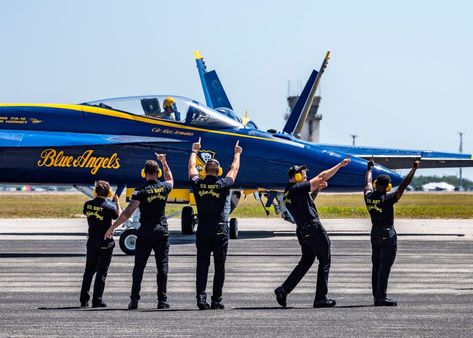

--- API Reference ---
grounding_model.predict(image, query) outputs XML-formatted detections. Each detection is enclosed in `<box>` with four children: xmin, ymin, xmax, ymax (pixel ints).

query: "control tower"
<box><xmin>285</xmin><ymin>95</ymin><xmax>323</xmax><ymax>143</ymax></box>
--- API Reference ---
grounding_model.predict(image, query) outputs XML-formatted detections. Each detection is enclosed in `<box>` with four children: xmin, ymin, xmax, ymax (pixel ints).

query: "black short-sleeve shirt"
<box><xmin>132</xmin><ymin>180</ymin><xmax>172</xmax><ymax>226</ymax></box>
<box><xmin>284</xmin><ymin>181</ymin><xmax>319</xmax><ymax>226</ymax></box>
<box><xmin>83</xmin><ymin>197</ymin><xmax>118</xmax><ymax>240</ymax></box>
<box><xmin>190</xmin><ymin>175</ymin><xmax>233</xmax><ymax>225</ymax></box>
<box><xmin>364</xmin><ymin>190</ymin><xmax>398</xmax><ymax>227</ymax></box>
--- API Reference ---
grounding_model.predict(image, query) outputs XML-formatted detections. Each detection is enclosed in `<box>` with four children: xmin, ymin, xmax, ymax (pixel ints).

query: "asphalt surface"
<box><xmin>0</xmin><ymin>218</ymin><xmax>472</xmax><ymax>337</ymax></box>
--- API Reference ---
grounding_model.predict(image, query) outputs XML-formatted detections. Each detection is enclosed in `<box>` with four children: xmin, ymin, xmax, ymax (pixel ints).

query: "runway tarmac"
<box><xmin>0</xmin><ymin>218</ymin><xmax>472</xmax><ymax>337</ymax></box>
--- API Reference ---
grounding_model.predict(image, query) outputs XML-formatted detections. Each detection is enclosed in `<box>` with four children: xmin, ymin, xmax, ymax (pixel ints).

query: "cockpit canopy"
<box><xmin>81</xmin><ymin>95</ymin><xmax>244</xmax><ymax>129</ymax></box>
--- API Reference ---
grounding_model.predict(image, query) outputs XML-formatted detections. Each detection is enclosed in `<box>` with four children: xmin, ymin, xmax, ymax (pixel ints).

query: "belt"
<box><xmin>297</xmin><ymin>219</ymin><xmax>321</xmax><ymax>230</ymax></box>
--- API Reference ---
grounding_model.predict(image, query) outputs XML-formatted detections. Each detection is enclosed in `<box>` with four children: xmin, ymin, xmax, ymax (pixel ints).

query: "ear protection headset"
<box><xmin>141</xmin><ymin>167</ymin><xmax>162</xmax><ymax>179</ymax></box>
<box><xmin>373</xmin><ymin>180</ymin><xmax>392</xmax><ymax>192</ymax></box>
<box><xmin>294</xmin><ymin>172</ymin><xmax>303</xmax><ymax>182</ymax></box>
<box><xmin>93</xmin><ymin>184</ymin><xmax>113</xmax><ymax>198</ymax></box>
<box><xmin>203</xmin><ymin>159</ymin><xmax>223</xmax><ymax>176</ymax></box>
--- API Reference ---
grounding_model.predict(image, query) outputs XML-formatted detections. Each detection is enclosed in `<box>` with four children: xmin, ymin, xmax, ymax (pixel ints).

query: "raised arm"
<box><xmin>316</xmin><ymin>157</ymin><xmax>351</xmax><ymax>181</ymax></box>
<box><xmin>156</xmin><ymin>153</ymin><xmax>173</xmax><ymax>188</ymax></box>
<box><xmin>364</xmin><ymin>159</ymin><xmax>374</xmax><ymax>192</ymax></box>
<box><xmin>310</xmin><ymin>180</ymin><xmax>328</xmax><ymax>199</ymax></box>
<box><xmin>188</xmin><ymin>137</ymin><xmax>201</xmax><ymax>178</ymax></box>
<box><xmin>395</xmin><ymin>160</ymin><xmax>420</xmax><ymax>200</ymax></box>
<box><xmin>104</xmin><ymin>200</ymin><xmax>140</xmax><ymax>239</ymax></box>
<box><xmin>113</xmin><ymin>193</ymin><xmax>122</xmax><ymax>217</ymax></box>
<box><xmin>226</xmin><ymin>141</ymin><xmax>243</xmax><ymax>182</ymax></box>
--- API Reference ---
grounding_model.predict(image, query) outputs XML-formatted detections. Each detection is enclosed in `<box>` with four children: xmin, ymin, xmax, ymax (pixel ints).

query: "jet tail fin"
<box><xmin>283</xmin><ymin>51</ymin><xmax>330</xmax><ymax>136</ymax></box>
<box><xmin>194</xmin><ymin>50</ymin><xmax>233</xmax><ymax>110</ymax></box>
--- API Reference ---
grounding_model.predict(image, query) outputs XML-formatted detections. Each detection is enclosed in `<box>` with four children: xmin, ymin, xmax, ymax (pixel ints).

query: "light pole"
<box><xmin>350</xmin><ymin>134</ymin><xmax>358</xmax><ymax>146</ymax></box>
<box><xmin>459</xmin><ymin>132</ymin><xmax>464</xmax><ymax>190</ymax></box>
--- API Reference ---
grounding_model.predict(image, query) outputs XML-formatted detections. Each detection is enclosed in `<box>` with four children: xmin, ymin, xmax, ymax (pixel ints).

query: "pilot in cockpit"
<box><xmin>161</xmin><ymin>97</ymin><xmax>179</xmax><ymax>121</ymax></box>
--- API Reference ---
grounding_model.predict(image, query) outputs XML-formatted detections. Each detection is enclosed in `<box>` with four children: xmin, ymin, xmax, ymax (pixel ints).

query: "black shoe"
<box><xmin>197</xmin><ymin>294</ymin><xmax>210</xmax><ymax>310</ymax></box>
<box><xmin>128</xmin><ymin>299</ymin><xmax>139</xmax><ymax>310</ymax></box>
<box><xmin>80</xmin><ymin>301</ymin><xmax>89</xmax><ymax>308</ymax></box>
<box><xmin>374</xmin><ymin>298</ymin><xmax>397</xmax><ymax>306</ymax></box>
<box><xmin>314</xmin><ymin>298</ymin><xmax>336</xmax><ymax>308</ymax></box>
<box><xmin>157</xmin><ymin>300</ymin><xmax>170</xmax><ymax>309</ymax></box>
<box><xmin>92</xmin><ymin>300</ymin><xmax>107</xmax><ymax>308</ymax></box>
<box><xmin>211</xmin><ymin>300</ymin><xmax>225</xmax><ymax>309</ymax></box>
<box><xmin>274</xmin><ymin>286</ymin><xmax>287</xmax><ymax>308</ymax></box>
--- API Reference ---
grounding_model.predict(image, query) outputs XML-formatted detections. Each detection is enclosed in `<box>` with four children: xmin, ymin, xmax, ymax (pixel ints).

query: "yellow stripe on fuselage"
<box><xmin>0</xmin><ymin>103</ymin><xmax>284</xmax><ymax>143</ymax></box>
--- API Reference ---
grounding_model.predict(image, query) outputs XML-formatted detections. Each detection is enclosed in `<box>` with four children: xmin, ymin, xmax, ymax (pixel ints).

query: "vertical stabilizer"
<box><xmin>283</xmin><ymin>51</ymin><xmax>330</xmax><ymax>136</ymax></box>
<box><xmin>194</xmin><ymin>50</ymin><xmax>233</xmax><ymax>110</ymax></box>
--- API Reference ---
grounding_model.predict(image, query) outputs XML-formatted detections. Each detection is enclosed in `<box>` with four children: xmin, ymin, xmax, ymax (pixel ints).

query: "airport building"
<box><xmin>285</xmin><ymin>95</ymin><xmax>322</xmax><ymax>142</ymax></box>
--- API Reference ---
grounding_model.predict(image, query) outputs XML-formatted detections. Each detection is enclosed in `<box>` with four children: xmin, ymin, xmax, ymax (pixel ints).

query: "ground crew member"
<box><xmin>365</xmin><ymin>159</ymin><xmax>420</xmax><ymax>306</ymax></box>
<box><xmin>105</xmin><ymin>153</ymin><xmax>173</xmax><ymax>310</ymax></box>
<box><xmin>80</xmin><ymin>180</ymin><xmax>121</xmax><ymax>308</ymax></box>
<box><xmin>188</xmin><ymin>137</ymin><xmax>242</xmax><ymax>310</ymax></box>
<box><xmin>274</xmin><ymin>158</ymin><xmax>351</xmax><ymax>308</ymax></box>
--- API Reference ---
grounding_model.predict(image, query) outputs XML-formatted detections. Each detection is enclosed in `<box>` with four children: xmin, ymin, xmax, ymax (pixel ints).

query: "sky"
<box><xmin>0</xmin><ymin>0</ymin><xmax>472</xmax><ymax>179</ymax></box>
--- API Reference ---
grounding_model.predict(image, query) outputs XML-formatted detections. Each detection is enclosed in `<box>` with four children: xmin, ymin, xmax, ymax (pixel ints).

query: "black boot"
<box><xmin>211</xmin><ymin>297</ymin><xmax>225</xmax><ymax>310</ymax></box>
<box><xmin>158</xmin><ymin>300</ymin><xmax>170</xmax><ymax>309</ymax></box>
<box><xmin>128</xmin><ymin>299</ymin><xmax>139</xmax><ymax>310</ymax></box>
<box><xmin>313</xmin><ymin>298</ymin><xmax>336</xmax><ymax>308</ymax></box>
<box><xmin>92</xmin><ymin>300</ymin><xmax>107</xmax><ymax>308</ymax></box>
<box><xmin>374</xmin><ymin>298</ymin><xmax>397</xmax><ymax>306</ymax></box>
<box><xmin>274</xmin><ymin>286</ymin><xmax>287</xmax><ymax>308</ymax></box>
<box><xmin>196</xmin><ymin>293</ymin><xmax>210</xmax><ymax>310</ymax></box>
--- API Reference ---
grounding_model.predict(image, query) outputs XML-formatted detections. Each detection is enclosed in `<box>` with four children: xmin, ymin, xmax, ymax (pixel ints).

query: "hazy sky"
<box><xmin>1</xmin><ymin>0</ymin><xmax>472</xmax><ymax>179</ymax></box>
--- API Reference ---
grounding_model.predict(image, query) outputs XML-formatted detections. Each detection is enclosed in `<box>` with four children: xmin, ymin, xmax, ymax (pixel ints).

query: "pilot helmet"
<box><xmin>163</xmin><ymin>97</ymin><xmax>177</xmax><ymax>112</ymax></box>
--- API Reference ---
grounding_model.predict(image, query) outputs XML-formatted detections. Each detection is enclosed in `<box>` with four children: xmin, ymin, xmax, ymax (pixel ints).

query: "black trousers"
<box><xmin>130</xmin><ymin>226</ymin><xmax>170</xmax><ymax>302</ymax></box>
<box><xmin>371</xmin><ymin>227</ymin><xmax>397</xmax><ymax>300</ymax></box>
<box><xmin>80</xmin><ymin>238</ymin><xmax>114</xmax><ymax>303</ymax></box>
<box><xmin>282</xmin><ymin>222</ymin><xmax>331</xmax><ymax>301</ymax></box>
<box><xmin>196</xmin><ymin>226</ymin><xmax>229</xmax><ymax>301</ymax></box>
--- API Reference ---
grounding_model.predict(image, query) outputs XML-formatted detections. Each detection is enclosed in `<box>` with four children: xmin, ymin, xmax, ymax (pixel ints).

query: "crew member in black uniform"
<box><xmin>364</xmin><ymin>159</ymin><xmax>420</xmax><ymax>306</ymax></box>
<box><xmin>105</xmin><ymin>153</ymin><xmax>173</xmax><ymax>310</ymax></box>
<box><xmin>274</xmin><ymin>157</ymin><xmax>351</xmax><ymax>308</ymax></box>
<box><xmin>188</xmin><ymin>137</ymin><xmax>242</xmax><ymax>310</ymax></box>
<box><xmin>80</xmin><ymin>180</ymin><xmax>121</xmax><ymax>308</ymax></box>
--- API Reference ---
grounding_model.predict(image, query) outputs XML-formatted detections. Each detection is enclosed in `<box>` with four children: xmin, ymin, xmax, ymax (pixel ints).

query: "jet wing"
<box><xmin>321</xmin><ymin>144</ymin><xmax>473</xmax><ymax>169</ymax></box>
<box><xmin>0</xmin><ymin>130</ymin><xmax>183</xmax><ymax>147</ymax></box>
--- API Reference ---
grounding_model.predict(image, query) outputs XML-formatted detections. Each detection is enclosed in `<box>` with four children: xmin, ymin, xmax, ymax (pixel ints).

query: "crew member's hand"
<box><xmin>340</xmin><ymin>156</ymin><xmax>351</xmax><ymax>167</ymax></box>
<box><xmin>104</xmin><ymin>228</ymin><xmax>113</xmax><ymax>240</ymax></box>
<box><xmin>112</xmin><ymin>194</ymin><xmax>119</xmax><ymax>203</ymax></box>
<box><xmin>367</xmin><ymin>158</ymin><xmax>375</xmax><ymax>170</ymax></box>
<box><xmin>234</xmin><ymin>140</ymin><xmax>242</xmax><ymax>154</ymax></box>
<box><xmin>413</xmin><ymin>160</ymin><xmax>421</xmax><ymax>169</ymax></box>
<box><xmin>155</xmin><ymin>153</ymin><xmax>166</xmax><ymax>163</ymax></box>
<box><xmin>192</xmin><ymin>137</ymin><xmax>201</xmax><ymax>152</ymax></box>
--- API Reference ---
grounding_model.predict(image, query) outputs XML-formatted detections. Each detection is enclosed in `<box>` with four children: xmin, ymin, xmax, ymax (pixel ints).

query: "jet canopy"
<box><xmin>81</xmin><ymin>95</ymin><xmax>244</xmax><ymax>129</ymax></box>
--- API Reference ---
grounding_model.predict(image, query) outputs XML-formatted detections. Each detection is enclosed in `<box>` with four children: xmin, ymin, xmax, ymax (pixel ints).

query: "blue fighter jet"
<box><xmin>0</xmin><ymin>51</ymin><xmax>471</xmax><ymax>254</ymax></box>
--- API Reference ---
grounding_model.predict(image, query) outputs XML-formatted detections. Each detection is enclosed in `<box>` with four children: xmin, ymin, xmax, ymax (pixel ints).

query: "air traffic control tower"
<box><xmin>285</xmin><ymin>95</ymin><xmax>323</xmax><ymax>142</ymax></box>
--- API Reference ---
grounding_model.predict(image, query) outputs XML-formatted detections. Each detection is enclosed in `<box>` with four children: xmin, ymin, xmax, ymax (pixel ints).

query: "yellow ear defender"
<box><xmin>141</xmin><ymin>168</ymin><xmax>162</xmax><ymax>178</ymax></box>
<box><xmin>294</xmin><ymin>172</ymin><xmax>303</xmax><ymax>182</ymax></box>
<box><xmin>373</xmin><ymin>180</ymin><xmax>392</xmax><ymax>192</ymax></box>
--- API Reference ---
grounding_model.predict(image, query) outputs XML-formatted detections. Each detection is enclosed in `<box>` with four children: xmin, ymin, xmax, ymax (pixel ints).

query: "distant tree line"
<box><xmin>411</xmin><ymin>175</ymin><xmax>473</xmax><ymax>190</ymax></box>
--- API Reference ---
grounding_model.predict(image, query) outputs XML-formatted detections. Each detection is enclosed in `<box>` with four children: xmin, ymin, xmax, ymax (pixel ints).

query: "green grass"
<box><xmin>0</xmin><ymin>192</ymin><xmax>472</xmax><ymax>219</ymax></box>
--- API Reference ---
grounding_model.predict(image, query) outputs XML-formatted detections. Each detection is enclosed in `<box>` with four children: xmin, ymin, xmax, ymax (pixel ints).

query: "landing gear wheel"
<box><xmin>229</xmin><ymin>218</ymin><xmax>238</xmax><ymax>239</ymax></box>
<box><xmin>119</xmin><ymin>228</ymin><xmax>138</xmax><ymax>255</ymax></box>
<box><xmin>181</xmin><ymin>206</ymin><xmax>196</xmax><ymax>234</ymax></box>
